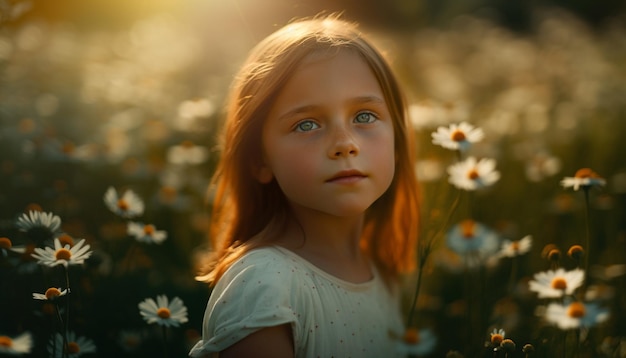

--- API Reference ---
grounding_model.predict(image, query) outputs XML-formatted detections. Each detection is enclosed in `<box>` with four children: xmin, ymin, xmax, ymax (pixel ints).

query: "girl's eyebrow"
<box><xmin>276</xmin><ymin>95</ymin><xmax>386</xmax><ymax>122</ymax></box>
<box><xmin>350</xmin><ymin>95</ymin><xmax>386</xmax><ymax>106</ymax></box>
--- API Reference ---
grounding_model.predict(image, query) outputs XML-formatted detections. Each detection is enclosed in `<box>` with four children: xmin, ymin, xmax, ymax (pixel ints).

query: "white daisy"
<box><xmin>490</xmin><ymin>328</ymin><xmax>506</xmax><ymax>345</ymax></box>
<box><xmin>446</xmin><ymin>219</ymin><xmax>500</xmax><ymax>254</ymax></box>
<box><xmin>32</xmin><ymin>287</ymin><xmax>69</xmax><ymax>301</ymax></box>
<box><xmin>446</xmin><ymin>219</ymin><xmax>500</xmax><ymax>267</ymax></box>
<box><xmin>138</xmin><ymin>295</ymin><xmax>188</xmax><ymax>327</ymax></box>
<box><xmin>127</xmin><ymin>222</ymin><xmax>167</xmax><ymax>244</ymax></box>
<box><xmin>0</xmin><ymin>237</ymin><xmax>27</xmax><ymax>257</ymax></box>
<box><xmin>525</xmin><ymin>152</ymin><xmax>562</xmax><ymax>182</ymax></box>
<box><xmin>103</xmin><ymin>186</ymin><xmax>144</xmax><ymax>218</ymax></box>
<box><xmin>431</xmin><ymin>121</ymin><xmax>484</xmax><ymax>152</ymax></box>
<box><xmin>0</xmin><ymin>331</ymin><xmax>33</xmax><ymax>354</ymax></box>
<box><xmin>545</xmin><ymin>300</ymin><xmax>609</xmax><ymax>330</ymax></box>
<box><xmin>166</xmin><ymin>141</ymin><xmax>209</xmax><ymax>165</ymax></box>
<box><xmin>528</xmin><ymin>268</ymin><xmax>585</xmax><ymax>298</ymax></box>
<box><xmin>175</xmin><ymin>99</ymin><xmax>215</xmax><ymax>131</ymax></box>
<box><xmin>31</xmin><ymin>237</ymin><xmax>92</xmax><ymax>268</ymax></box>
<box><xmin>396</xmin><ymin>328</ymin><xmax>437</xmax><ymax>356</ymax></box>
<box><xmin>15</xmin><ymin>210</ymin><xmax>62</xmax><ymax>237</ymax></box>
<box><xmin>498</xmin><ymin>235</ymin><xmax>532</xmax><ymax>258</ymax></box>
<box><xmin>448</xmin><ymin>156</ymin><xmax>500</xmax><ymax>191</ymax></box>
<box><xmin>415</xmin><ymin>158</ymin><xmax>445</xmax><ymax>182</ymax></box>
<box><xmin>561</xmin><ymin>168</ymin><xmax>606</xmax><ymax>191</ymax></box>
<box><xmin>48</xmin><ymin>331</ymin><xmax>97</xmax><ymax>358</ymax></box>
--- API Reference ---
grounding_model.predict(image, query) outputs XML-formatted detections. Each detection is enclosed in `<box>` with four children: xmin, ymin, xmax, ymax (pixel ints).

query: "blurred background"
<box><xmin>1</xmin><ymin>0</ymin><xmax>625</xmax><ymax>356</ymax></box>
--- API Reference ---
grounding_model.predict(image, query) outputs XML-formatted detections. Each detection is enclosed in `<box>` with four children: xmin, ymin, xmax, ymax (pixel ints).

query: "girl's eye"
<box><xmin>295</xmin><ymin>120</ymin><xmax>319</xmax><ymax>132</ymax></box>
<box><xmin>355</xmin><ymin>112</ymin><xmax>377</xmax><ymax>124</ymax></box>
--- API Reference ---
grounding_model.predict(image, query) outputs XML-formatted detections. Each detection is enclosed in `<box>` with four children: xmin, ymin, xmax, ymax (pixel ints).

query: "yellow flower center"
<box><xmin>21</xmin><ymin>244</ymin><xmax>36</xmax><ymax>262</ymax></box>
<box><xmin>548</xmin><ymin>249</ymin><xmax>561</xmax><ymax>261</ymax></box>
<box><xmin>511</xmin><ymin>241</ymin><xmax>520</xmax><ymax>252</ymax></box>
<box><xmin>574</xmin><ymin>168</ymin><xmax>600</xmax><ymax>179</ymax></box>
<box><xmin>0</xmin><ymin>336</ymin><xmax>12</xmax><ymax>347</ymax></box>
<box><xmin>403</xmin><ymin>328</ymin><xmax>420</xmax><ymax>344</ymax></box>
<box><xmin>467</xmin><ymin>169</ymin><xmax>479</xmax><ymax>180</ymax></box>
<box><xmin>568</xmin><ymin>245</ymin><xmax>584</xmax><ymax>258</ymax></box>
<box><xmin>157</xmin><ymin>307</ymin><xmax>171</xmax><ymax>319</ymax></box>
<box><xmin>117</xmin><ymin>199</ymin><xmax>129</xmax><ymax>211</ymax></box>
<box><xmin>551</xmin><ymin>277</ymin><xmax>567</xmax><ymax>290</ymax></box>
<box><xmin>0</xmin><ymin>237</ymin><xmax>11</xmax><ymax>249</ymax></box>
<box><xmin>460</xmin><ymin>220</ymin><xmax>476</xmax><ymax>239</ymax></box>
<box><xmin>62</xmin><ymin>141</ymin><xmax>75</xmax><ymax>154</ymax></box>
<box><xmin>491</xmin><ymin>333</ymin><xmax>504</xmax><ymax>345</ymax></box>
<box><xmin>160</xmin><ymin>186</ymin><xmax>177</xmax><ymax>203</ymax></box>
<box><xmin>45</xmin><ymin>287</ymin><xmax>62</xmax><ymax>300</ymax></box>
<box><xmin>143</xmin><ymin>225</ymin><xmax>155</xmax><ymax>236</ymax></box>
<box><xmin>451</xmin><ymin>130</ymin><xmax>466</xmax><ymax>142</ymax></box>
<box><xmin>181</xmin><ymin>140</ymin><xmax>195</xmax><ymax>148</ymax></box>
<box><xmin>66</xmin><ymin>342</ymin><xmax>80</xmax><ymax>354</ymax></box>
<box><xmin>567</xmin><ymin>302</ymin><xmax>586</xmax><ymax>318</ymax></box>
<box><xmin>55</xmin><ymin>248</ymin><xmax>72</xmax><ymax>261</ymax></box>
<box><xmin>18</xmin><ymin>118</ymin><xmax>36</xmax><ymax>134</ymax></box>
<box><xmin>57</xmin><ymin>234</ymin><xmax>74</xmax><ymax>247</ymax></box>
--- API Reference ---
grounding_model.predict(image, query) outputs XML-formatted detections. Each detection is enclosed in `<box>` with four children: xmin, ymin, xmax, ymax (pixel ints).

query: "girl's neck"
<box><xmin>276</xmin><ymin>207</ymin><xmax>372</xmax><ymax>283</ymax></box>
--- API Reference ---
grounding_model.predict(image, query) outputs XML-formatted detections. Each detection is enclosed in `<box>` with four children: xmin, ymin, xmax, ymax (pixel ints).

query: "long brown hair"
<box><xmin>195</xmin><ymin>14</ymin><xmax>420</xmax><ymax>285</ymax></box>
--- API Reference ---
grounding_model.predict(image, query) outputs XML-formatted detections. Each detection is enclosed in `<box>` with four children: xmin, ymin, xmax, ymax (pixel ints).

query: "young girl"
<box><xmin>189</xmin><ymin>14</ymin><xmax>420</xmax><ymax>358</ymax></box>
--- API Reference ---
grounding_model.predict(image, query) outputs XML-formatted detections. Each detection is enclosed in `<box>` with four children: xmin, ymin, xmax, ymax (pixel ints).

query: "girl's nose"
<box><xmin>328</xmin><ymin>127</ymin><xmax>359</xmax><ymax>158</ymax></box>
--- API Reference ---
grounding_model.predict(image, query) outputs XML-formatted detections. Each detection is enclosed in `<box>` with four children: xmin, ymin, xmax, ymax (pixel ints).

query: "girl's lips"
<box><xmin>326</xmin><ymin>170</ymin><xmax>367</xmax><ymax>183</ymax></box>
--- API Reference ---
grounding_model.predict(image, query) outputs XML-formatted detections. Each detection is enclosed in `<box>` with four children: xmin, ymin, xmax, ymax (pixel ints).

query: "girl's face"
<box><xmin>259</xmin><ymin>49</ymin><xmax>396</xmax><ymax>219</ymax></box>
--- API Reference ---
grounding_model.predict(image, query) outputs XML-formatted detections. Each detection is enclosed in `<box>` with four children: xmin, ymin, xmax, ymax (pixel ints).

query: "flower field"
<box><xmin>1</xmin><ymin>1</ymin><xmax>625</xmax><ymax>357</ymax></box>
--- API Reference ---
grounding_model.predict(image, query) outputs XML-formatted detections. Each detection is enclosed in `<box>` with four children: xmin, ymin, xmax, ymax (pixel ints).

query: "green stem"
<box><xmin>62</xmin><ymin>266</ymin><xmax>71</xmax><ymax>358</ymax></box>
<box><xmin>406</xmin><ymin>187</ymin><xmax>462</xmax><ymax>328</ymax></box>
<box><xmin>162</xmin><ymin>325</ymin><xmax>169</xmax><ymax>358</ymax></box>
<box><xmin>508</xmin><ymin>257</ymin><xmax>519</xmax><ymax>294</ymax></box>
<box><xmin>583</xmin><ymin>188</ymin><xmax>591</xmax><ymax>282</ymax></box>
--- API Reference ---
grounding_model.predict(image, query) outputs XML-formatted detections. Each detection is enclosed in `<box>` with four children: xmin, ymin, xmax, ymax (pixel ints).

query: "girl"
<box><xmin>189</xmin><ymin>14</ymin><xmax>420</xmax><ymax>358</ymax></box>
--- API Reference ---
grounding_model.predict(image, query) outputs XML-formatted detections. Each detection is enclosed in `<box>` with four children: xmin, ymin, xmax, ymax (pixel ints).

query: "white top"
<box><xmin>189</xmin><ymin>246</ymin><xmax>405</xmax><ymax>358</ymax></box>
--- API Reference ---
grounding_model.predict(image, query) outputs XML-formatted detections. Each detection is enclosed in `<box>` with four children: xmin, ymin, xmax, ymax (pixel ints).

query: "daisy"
<box><xmin>415</xmin><ymin>158</ymin><xmax>445</xmax><ymax>182</ymax></box>
<box><xmin>528</xmin><ymin>268</ymin><xmax>585</xmax><ymax>298</ymax></box>
<box><xmin>446</xmin><ymin>219</ymin><xmax>500</xmax><ymax>256</ymax></box>
<box><xmin>33</xmin><ymin>287</ymin><xmax>69</xmax><ymax>301</ymax></box>
<box><xmin>48</xmin><ymin>331</ymin><xmax>97</xmax><ymax>358</ymax></box>
<box><xmin>127</xmin><ymin>222</ymin><xmax>167</xmax><ymax>244</ymax></box>
<box><xmin>0</xmin><ymin>237</ymin><xmax>27</xmax><ymax>257</ymax></box>
<box><xmin>166</xmin><ymin>141</ymin><xmax>209</xmax><ymax>165</ymax></box>
<box><xmin>103</xmin><ymin>186</ymin><xmax>144</xmax><ymax>218</ymax></box>
<box><xmin>138</xmin><ymin>295</ymin><xmax>188</xmax><ymax>327</ymax></box>
<box><xmin>15</xmin><ymin>210</ymin><xmax>62</xmax><ymax>241</ymax></box>
<box><xmin>117</xmin><ymin>330</ymin><xmax>144</xmax><ymax>352</ymax></box>
<box><xmin>448</xmin><ymin>156</ymin><xmax>500</xmax><ymax>191</ymax></box>
<box><xmin>175</xmin><ymin>98</ymin><xmax>215</xmax><ymax>131</ymax></box>
<box><xmin>525</xmin><ymin>152</ymin><xmax>562</xmax><ymax>182</ymax></box>
<box><xmin>490</xmin><ymin>328</ymin><xmax>506</xmax><ymax>346</ymax></box>
<box><xmin>560</xmin><ymin>168</ymin><xmax>606</xmax><ymax>191</ymax></box>
<box><xmin>545</xmin><ymin>300</ymin><xmax>609</xmax><ymax>330</ymax></box>
<box><xmin>431</xmin><ymin>121</ymin><xmax>484</xmax><ymax>152</ymax></box>
<box><xmin>31</xmin><ymin>237</ymin><xmax>92</xmax><ymax>268</ymax></box>
<box><xmin>498</xmin><ymin>235</ymin><xmax>532</xmax><ymax>258</ymax></box>
<box><xmin>396</xmin><ymin>328</ymin><xmax>437</xmax><ymax>356</ymax></box>
<box><xmin>0</xmin><ymin>331</ymin><xmax>33</xmax><ymax>354</ymax></box>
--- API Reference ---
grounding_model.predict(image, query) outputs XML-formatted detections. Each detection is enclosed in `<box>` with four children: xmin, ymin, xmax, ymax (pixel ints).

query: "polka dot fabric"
<box><xmin>189</xmin><ymin>246</ymin><xmax>405</xmax><ymax>357</ymax></box>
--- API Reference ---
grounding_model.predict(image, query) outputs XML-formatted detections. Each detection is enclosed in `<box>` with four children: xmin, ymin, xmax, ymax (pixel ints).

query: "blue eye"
<box><xmin>355</xmin><ymin>112</ymin><xmax>377</xmax><ymax>123</ymax></box>
<box><xmin>295</xmin><ymin>120</ymin><xmax>319</xmax><ymax>132</ymax></box>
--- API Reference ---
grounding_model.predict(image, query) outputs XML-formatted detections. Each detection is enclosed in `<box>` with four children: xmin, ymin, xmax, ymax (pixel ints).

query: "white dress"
<box><xmin>188</xmin><ymin>246</ymin><xmax>406</xmax><ymax>357</ymax></box>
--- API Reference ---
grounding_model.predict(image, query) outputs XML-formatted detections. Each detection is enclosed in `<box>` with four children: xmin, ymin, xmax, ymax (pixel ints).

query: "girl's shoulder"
<box><xmin>215</xmin><ymin>245</ymin><xmax>305</xmax><ymax>290</ymax></box>
<box><xmin>225</xmin><ymin>245</ymin><xmax>300</xmax><ymax>274</ymax></box>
